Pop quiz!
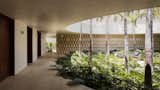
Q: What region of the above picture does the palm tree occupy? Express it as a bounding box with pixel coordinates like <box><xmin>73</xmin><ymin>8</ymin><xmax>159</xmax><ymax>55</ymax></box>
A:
<box><xmin>115</xmin><ymin>12</ymin><xmax>129</xmax><ymax>72</ymax></box>
<box><xmin>152</xmin><ymin>7</ymin><xmax>160</xmax><ymax>52</ymax></box>
<box><xmin>153</xmin><ymin>7</ymin><xmax>160</xmax><ymax>20</ymax></box>
<box><xmin>127</xmin><ymin>10</ymin><xmax>144</xmax><ymax>50</ymax></box>
<box><xmin>144</xmin><ymin>8</ymin><xmax>153</xmax><ymax>89</ymax></box>
<box><xmin>144</xmin><ymin>7</ymin><xmax>160</xmax><ymax>88</ymax></box>
<box><xmin>95</xmin><ymin>17</ymin><xmax>110</xmax><ymax>55</ymax></box>
<box><xmin>79</xmin><ymin>22</ymin><xmax>83</xmax><ymax>55</ymax></box>
<box><xmin>105</xmin><ymin>16</ymin><xmax>110</xmax><ymax>56</ymax></box>
<box><xmin>123</xmin><ymin>12</ymin><xmax>129</xmax><ymax>73</ymax></box>
<box><xmin>89</xmin><ymin>19</ymin><xmax>93</xmax><ymax>68</ymax></box>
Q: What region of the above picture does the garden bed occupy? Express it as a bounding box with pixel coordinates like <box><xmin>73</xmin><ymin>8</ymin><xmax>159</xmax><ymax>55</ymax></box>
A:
<box><xmin>56</xmin><ymin>50</ymin><xmax>160</xmax><ymax>90</ymax></box>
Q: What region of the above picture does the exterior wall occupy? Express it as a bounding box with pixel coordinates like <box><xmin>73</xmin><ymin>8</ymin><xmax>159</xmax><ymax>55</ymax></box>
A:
<box><xmin>14</xmin><ymin>20</ymin><xmax>38</xmax><ymax>74</ymax></box>
<box><xmin>32</xmin><ymin>28</ymin><xmax>38</xmax><ymax>62</ymax></box>
<box><xmin>14</xmin><ymin>20</ymin><xmax>27</xmax><ymax>74</ymax></box>
<box><xmin>41</xmin><ymin>32</ymin><xmax>47</xmax><ymax>56</ymax></box>
<box><xmin>57</xmin><ymin>33</ymin><xmax>160</xmax><ymax>56</ymax></box>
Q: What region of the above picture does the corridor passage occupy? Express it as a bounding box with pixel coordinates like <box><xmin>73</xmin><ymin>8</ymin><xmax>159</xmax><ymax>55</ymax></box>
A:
<box><xmin>0</xmin><ymin>54</ymin><xmax>92</xmax><ymax>90</ymax></box>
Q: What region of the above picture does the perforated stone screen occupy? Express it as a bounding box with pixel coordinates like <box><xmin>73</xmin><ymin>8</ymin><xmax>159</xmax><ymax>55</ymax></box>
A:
<box><xmin>57</xmin><ymin>33</ymin><xmax>160</xmax><ymax>56</ymax></box>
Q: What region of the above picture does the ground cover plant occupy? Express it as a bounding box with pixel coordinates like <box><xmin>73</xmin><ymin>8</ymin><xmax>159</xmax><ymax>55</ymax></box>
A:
<box><xmin>56</xmin><ymin>50</ymin><xmax>160</xmax><ymax>90</ymax></box>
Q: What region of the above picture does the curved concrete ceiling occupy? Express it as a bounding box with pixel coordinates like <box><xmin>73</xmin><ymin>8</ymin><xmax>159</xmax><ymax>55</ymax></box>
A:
<box><xmin>0</xmin><ymin>0</ymin><xmax>160</xmax><ymax>32</ymax></box>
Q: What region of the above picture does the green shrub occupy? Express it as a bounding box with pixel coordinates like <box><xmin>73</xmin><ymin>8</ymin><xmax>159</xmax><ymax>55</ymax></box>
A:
<box><xmin>56</xmin><ymin>50</ymin><xmax>160</xmax><ymax>90</ymax></box>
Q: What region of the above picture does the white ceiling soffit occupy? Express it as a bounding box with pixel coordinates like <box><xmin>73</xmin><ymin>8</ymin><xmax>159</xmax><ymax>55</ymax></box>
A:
<box><xmin>0</xmin><ymin>0</ymin><xmax>160</xmax><ymax>32</ymax></box>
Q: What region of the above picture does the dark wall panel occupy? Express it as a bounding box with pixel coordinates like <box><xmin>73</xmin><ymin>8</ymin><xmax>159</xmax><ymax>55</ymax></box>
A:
<box><xmin>37</xmin><ymin>32</ymin><xmax>41</xmax><ymax>57</ymax></box>
<box><xmin>27</xmin><ymin>27</ymin><xmax>33</xmax><ymax>64</ymax></box>
<box><xmin>0</xmin><ymin>13</ymin><xmax>14</xmax><ymax>81</ymax></box>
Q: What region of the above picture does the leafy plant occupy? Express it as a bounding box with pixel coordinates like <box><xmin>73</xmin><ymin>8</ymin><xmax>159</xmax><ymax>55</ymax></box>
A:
<box><xmin>56</xmin><ymin>50</ymin><xmax>160</xmax><ymax>90</ymax></box>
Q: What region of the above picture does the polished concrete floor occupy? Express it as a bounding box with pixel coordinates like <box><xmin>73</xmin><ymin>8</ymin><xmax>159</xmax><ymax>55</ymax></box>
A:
<box><xmin>0</xmin><ymin>53</ymin><xmax>92</xmax><ymax>90</ymax></box>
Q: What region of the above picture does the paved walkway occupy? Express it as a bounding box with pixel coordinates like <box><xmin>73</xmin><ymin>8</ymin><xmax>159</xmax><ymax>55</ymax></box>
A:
<box><xmin>0</xmin><ymin>53</ymin><xmax>92</xmax><ymax>90</ymax></box>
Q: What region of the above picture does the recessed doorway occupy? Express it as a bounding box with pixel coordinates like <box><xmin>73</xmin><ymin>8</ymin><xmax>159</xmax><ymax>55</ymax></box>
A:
<box><xmin>37</xmin><ymin>32</ymin><xmax>41</xmax><ymax>57</ymax></box>
<box><xmin>27</xmin><ymin>27</ymin><xmax>33</xmax><ymax>64</ymax></box>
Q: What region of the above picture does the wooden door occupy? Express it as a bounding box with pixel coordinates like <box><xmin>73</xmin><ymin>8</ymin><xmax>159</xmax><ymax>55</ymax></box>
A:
<box><xmin>0</xmin><ymin>14</ymin><xmax>14</xmax><ymax>81</ymax></box>
<box><xmin>27</xmin><ymin>27</ymin><xmax>33</xmax><ymax>64</ymax></box>
<box><xmin>37</xmin><ymin>32</ymin><xmax>41</xmax><ymax>57</ymax></box>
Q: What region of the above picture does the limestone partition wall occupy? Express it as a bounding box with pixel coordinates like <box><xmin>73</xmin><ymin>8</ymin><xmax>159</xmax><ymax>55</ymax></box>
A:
<box><xmin>41</xmin><ymin>32</ymin><xmax>47</xmax><ymax>56</ymax></box>
<box><xmin>57</xmin><ymin>33</ymin><xmax>160</xmax><ymax>56</ymax></box>
<box><xmin>15</xmin><ymin>20</ymin><xmax>27</xmax><ymax>74</ymax></box>
<box><xmin>32</xmin><ymin>28</ymin><xmax>38</xmax><ymax>62</ymax></box>
<box><xmin>14</xmin><ymin>20</ymin><xmax>38</xmax><ymax>74</ymax></box>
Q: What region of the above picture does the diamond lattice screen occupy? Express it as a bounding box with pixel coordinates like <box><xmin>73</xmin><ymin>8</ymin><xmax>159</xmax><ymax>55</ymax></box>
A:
<box><xmin>57</xmin><ymin>33</ymin><xmax>160</xmax><ymax>56</ymax></box>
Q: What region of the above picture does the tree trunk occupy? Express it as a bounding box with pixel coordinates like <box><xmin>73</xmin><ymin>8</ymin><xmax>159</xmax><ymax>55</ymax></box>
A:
<box><xmin>89</xmin><ymin>19</ymin><xmax>93</xmax><ymax>68</ymax></box>
<box><xmin>79</xmin><ymin>23</ymin><xmax>82</xmax><ymax>55</ymax></box>
<box><xmin>124</xmin><ymin>13</ymin><xmax>129</xmax><ymax>73</ymax></box>
<box><xmin>132</xmin><ymin>24</ymin><xmax>136</xmax><ymax>50</ymax></box>
<box><xmin>144</xmin><ymin>8</ymin><xmax>153</xmax><ymax>89</ymax></box>
<box><xmin>105</xmin><ymin>32</ymin><xmax>110</xmax><ymax>55</ymax></box>
<box><xmin>106</xmin><ymin>17</ymin><xmax>110</xmax><ymax>56</ymax></box>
